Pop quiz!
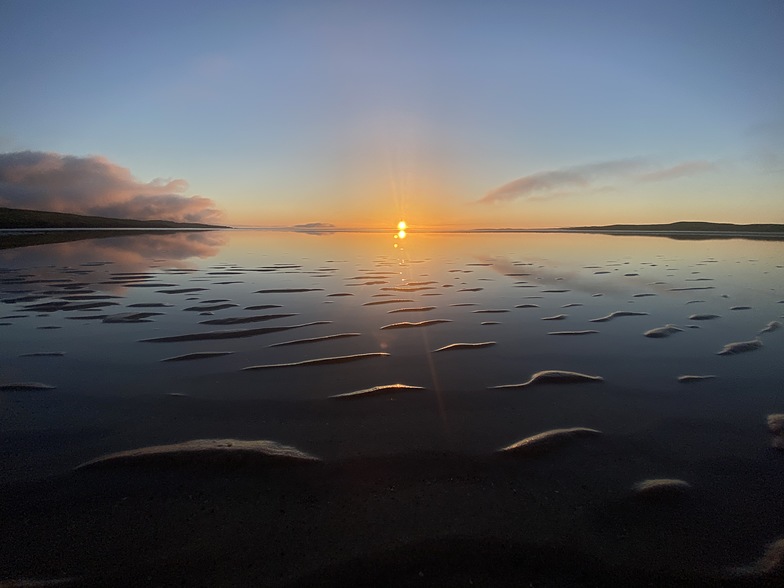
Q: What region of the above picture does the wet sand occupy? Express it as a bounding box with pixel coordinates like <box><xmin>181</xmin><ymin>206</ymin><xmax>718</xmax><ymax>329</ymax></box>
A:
<box><xmin>1</xmin><ymin>230</ymin><xmax>783</xmax><ymax>586</ymax></box>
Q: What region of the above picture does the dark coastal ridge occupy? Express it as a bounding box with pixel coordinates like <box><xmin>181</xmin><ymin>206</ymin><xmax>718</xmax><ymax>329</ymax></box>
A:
<box><xmin>560</xmin><ymin>221</ymin><xmax>784</xmax><ymax>239</ymax></box>
<box><xmin>0</xmin><ymin>206</ymin><xmax>229</xmax><ymax>230</ymax></box>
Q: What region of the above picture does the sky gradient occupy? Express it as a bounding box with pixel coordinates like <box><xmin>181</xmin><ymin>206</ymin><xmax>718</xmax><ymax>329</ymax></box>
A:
<box><xmin>1</xmin><ymin>0</ymin><xmax>782</xmax><ymax>228</ymax></box>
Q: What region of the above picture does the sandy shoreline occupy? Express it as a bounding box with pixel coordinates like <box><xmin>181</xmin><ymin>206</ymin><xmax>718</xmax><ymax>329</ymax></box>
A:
<box><xmin>2</xmin><ymin>230</ymin><xmax>783</xmax><ymax>585</ymax></box>
<box><xmin>3</xmin><ymin>442</ymin><xmax>783</xmax><ymax>586</ymax></box>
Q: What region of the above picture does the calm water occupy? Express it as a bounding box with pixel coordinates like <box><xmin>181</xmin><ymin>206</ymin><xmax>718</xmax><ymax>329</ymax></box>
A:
<box><xmin>1</xmin><ymin>229</ymin><xmax>783</xmax><ymax>582</ymax></box>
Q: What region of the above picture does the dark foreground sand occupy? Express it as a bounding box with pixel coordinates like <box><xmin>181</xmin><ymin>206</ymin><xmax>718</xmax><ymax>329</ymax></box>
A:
<box><xmin>3</xmin><ymin>437</ymin><xmax>784</xmax><ymax>587</ymax></box>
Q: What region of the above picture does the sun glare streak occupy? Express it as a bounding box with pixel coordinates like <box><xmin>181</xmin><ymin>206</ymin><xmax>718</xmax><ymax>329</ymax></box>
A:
<box><xmin>397</xmin><ymin>220</ymin><xmax>407</xmax><ymax>231</ymax></box>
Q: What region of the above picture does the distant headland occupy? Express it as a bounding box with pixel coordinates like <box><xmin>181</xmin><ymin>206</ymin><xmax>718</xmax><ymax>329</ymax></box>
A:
<box><xmin>0</xmin><ymin>206</ymin><xmax>229</xmax><ymax>230</ymax></box>
<box><xmin>558</xmin><ymin>221</ymin><xmax>784</xmax><ymax>240</ymax></box>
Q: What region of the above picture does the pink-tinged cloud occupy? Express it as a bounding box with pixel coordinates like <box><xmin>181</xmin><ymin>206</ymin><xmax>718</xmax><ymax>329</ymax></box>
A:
<box><xmin>636</xmin><ymin>160</ymin><xmax>715</xmax><ymax>182</ymax></box>
<box><xmin>479</xmin><ymin>159</ymin><xmax>646</xmax><ymax>204</ymax></box>
<box><xmin>0</xmin><ymin>151</ymin><xmax>224</xmax><ymax>224</ymax></box>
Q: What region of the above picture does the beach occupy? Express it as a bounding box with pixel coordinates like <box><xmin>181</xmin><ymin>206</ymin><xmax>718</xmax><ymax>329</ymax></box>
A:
<box><xmin>1</xmin><ymin>229</ymin><xmax>783</xmax><ymax>586</ymax></box>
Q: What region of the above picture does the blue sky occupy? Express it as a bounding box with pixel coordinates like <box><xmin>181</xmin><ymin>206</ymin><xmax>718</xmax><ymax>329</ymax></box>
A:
<box><xmin>1</xmin><ymin>0</ymin><xmax>782</xmax><ymax>227</ymax></box>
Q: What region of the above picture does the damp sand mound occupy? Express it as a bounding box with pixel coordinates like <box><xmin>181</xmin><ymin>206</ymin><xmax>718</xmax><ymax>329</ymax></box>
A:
<box><xmin>330</xmin><ymin>384</ymin><xmax>426</xmax><ymax>399</ymax></box>
<box><xmin>387</xmin><ymin>306</ymin><xmax>437</xmax><ymax>314</ymax></box>
<box><xmin>198</xmin><ymin>313</ymin><xmax>297</xmax><ymax>325</ymax></box>
<box><xmin>498</xmin><ymin>427</ymin><xmax>602</xmax><ymax>456</ymax></box>
<box><xmin>432</xmin><ymin>342</ymin><xmax>496</xmax><ymax>352</ymax></box>
<box><xmin>254</xmin><ymin>288</ymin><xmax>324</xmax><ymax>294</ymax></box>
<box><xmin>730</xmin><ymin>537</ymin><xmax>784</xmax><ymax>579</ymax></box>
<box><xmin>716</xmin><ymin>338</ymin><xmax>763</xmax><ymax>356</ymax></box>
<box><xmin>768</xmin><ymin>414</ymin><xmax>784</xmax><ymax>435</ymax></box>
<box><xmin>759</xmin><ymin>321</ymin><xmax>782</xmax><ymax>335</ymax></box>
<box><xmin>242</xmin><ymin>352</ymin><xmax>389</xmax><ymax>370</ymax></box>
<box><xmin>643</xmin><ymin>324</ymin><xmax>684</xmax><ymax>338</ymax></box>
<box><xmin>632</xmin><ymin>478</ymin><xmax>691</xmax><ymax>499</ymax></box>
<box><xmin>0</xmin><ymin>382</ymin><xmax>55</xmax><ymax>391</ymax></box>
<box><xmin>678</xmin><ymin>375</ymin><xmax>716</xmax><ymax>383</ymax></box>
<box><xmin>590</xmin><ymin>311</ymin><xmax>649</xmax><ymax>322</ymax></box>
<box><xmin>267</xmin><ymin>333</ymin><xmax>361</xmax><ymax>347</ymax></box>
<box><xmin>75</xmin><ymin>439</ymin><xmax>320</xmax><ymax>470</ymax></box>
<box><xmin>18</xmin><ymin>352</ymin><xmax>65</xmax><ymax>357</ymax></box>
<box><xmin>547</xmin><ymin>330</ymin><xmax>598</xmax><ymax>336</ymax></box>
<box><xmin>768</xmin><ymin>414</ymin><xmax>784</xmax><ymax>449</ymax></box>
<box><xmin>490</xmin><ymin>370</ymin><xmax>603</xmax><ymax>389</ymax></box>
<box><xmin>688</xmin><ymin>314</ymin><xmax>720</xmax><ymax>320</ymax></box>
<box><xmin>140</xmin><ymin>321</ymin><xmax>330</xmax><ymax>342</ymax></box>
<box><xmin>102</xmin><ymin>312</ymin><xmax>163</xmax><ymax>324</ymax></box>
<box><xmin>363</xmin><ymin>299</ymin><xmax>415</xmax><ymax>306</ymax></box>
<box><xmin>161</xmin><ymin>351</ymin><xmax>234</xmax><ymax>362</ymax></box>
<box><xmin>380</xmin><ymin>320</ymin><xmax>452</xmax><ymax>330</ymax></box>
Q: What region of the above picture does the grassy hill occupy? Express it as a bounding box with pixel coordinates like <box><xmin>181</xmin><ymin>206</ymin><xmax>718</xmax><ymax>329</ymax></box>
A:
<box><xmin>0</xmin><ymin>206</ymin><xmax>228</xmax><ymax>229</ymax></box>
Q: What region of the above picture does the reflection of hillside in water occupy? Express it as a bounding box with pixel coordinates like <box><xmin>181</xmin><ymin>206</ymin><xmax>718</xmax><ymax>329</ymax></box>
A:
<box><xmin>0</xmin><ymin>231</ymin><xmax>226</xmax><ymax>269</ymax></box>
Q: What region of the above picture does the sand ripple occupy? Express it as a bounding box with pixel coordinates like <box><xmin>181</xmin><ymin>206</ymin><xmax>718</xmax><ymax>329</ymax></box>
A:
<box><xmin>717</xmin><ymin>338</ymin><xmax>763</xmax><ymax>355</ymax></box>
<box><xmin>267</xmin><ymin>333</ymin><xmax>361</xmax><ymax>347</ymax></box>
<box><xmin>590</xmin><ymin>311</ymin><xmax>649</xmax><ymax>322</ymax></box>
<box><xmin>547</xmin><ymin>330</ymin><xmax>599</xmax><ymax>336</ymax></box>
<box><xmin>255</xmin><ymin>288</ymin><xmax>324</xmax><ymax>294</ymax></box>
<box><xmin>759</xmin><ymin>321</ymin><xmax>782</xmax><ymax>335</ymax></box>
<box><xmin>387</xmin><ymin>306</ymin><xmax>437</xmax><ymax>313</ymax></box>
<box><xmin>330</xmin><ymin>384</ymin><xmax>426</xmax><ymax>399</ymax></box>
<box><xmin>380</xmin><ymin>320</ymin><xmax>452</xmax><ymax>330</ymax></box>
<box><xmin>75</xmin><ymin>438</ymin><xmax>320</xmax><ymax>470</ymax></box>
<box><xmin>498</xmin><ymin>427</ymin><xmax>602</xmax><ymax>456</ymax></box>
<box><xmin>363</xmin><ymin>299</ymin><xmax>415</xmax><ymax>306</ymax></box>
<box><xmin>432</xmin><ymin>342</ymin><xmax>496</xmax><ymax>352</ymax></box>
<box><xmin>242</xmin><ymin>352</ymin><xmax>389</xmax><ymax>370</ymax></box>
<box><xmin>678</xmin><ymin>375</ymin><xmax>716</xmax><ymax>383</ymax></box>
<box><xmin>731</xmin><ymin>537</ymin><xmax>784</xmax><ymax>578</ymax></box>
<box><xmin>183</xmin><ymin>303</ymin><xmax>239</xmax><ymax>312</ymax></box>
<box><xmin>199</xmin><ymin>313</ymin><xmax>297</xmax><ymax>325</ymax></box>
<box><xmin>102</xmin><ymin>312</ymin><xmax>163</xmax><ymax>323</ymax></box>
<box><xmin>643</xmin><ymin>324</ymin><xmax>683</xmax><ymax>338</ymax></box>
<box><xmin>632</xmin><ymin>478</ymin><xmax>691</xmax><ymax>498</ymax></box>
<box><xmin>688</xmin><ymin>313</ymin><xmax>720</xmax><ymax>320</ymax></box>
<box><xmin>141</xmin><ymin>321</ymin><xmax>330</xmax><ymax>342</ymax></box>
<box><xmin>0</xmin><ymin>382</ymin><xmax>56</xmax><ymax>391</ymax></box>
<box><xmin>490</xmin><ymin>370</ymin><xmax>603</xmax><ymax>389</ymax></box>
<box><xmin>161</xmin><ymin>351</ymin><xmax>234</xmax><ymax>362</ymax></box>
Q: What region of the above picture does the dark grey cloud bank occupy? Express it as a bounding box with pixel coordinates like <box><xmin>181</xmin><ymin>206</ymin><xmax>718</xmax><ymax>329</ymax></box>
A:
<box><xmin>0</xmin><ymin>151</ymin><xmax>223</xmax><ymax>224</ymax></box>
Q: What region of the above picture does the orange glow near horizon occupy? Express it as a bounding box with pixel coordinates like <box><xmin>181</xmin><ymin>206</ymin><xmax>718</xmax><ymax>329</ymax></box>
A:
<box><xmin>397</xmin><ymin>220</ymin><xmax>407</xmax><ymax>231</ymax></box>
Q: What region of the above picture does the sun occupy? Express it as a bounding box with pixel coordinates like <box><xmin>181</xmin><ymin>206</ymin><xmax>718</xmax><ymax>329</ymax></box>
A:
<box><xmin>397</xmin><ymin>220</ymin><xmax>407</xmax><ymax>231</ymax></box>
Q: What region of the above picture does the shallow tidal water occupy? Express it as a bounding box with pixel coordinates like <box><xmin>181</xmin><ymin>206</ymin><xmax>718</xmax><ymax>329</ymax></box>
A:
<box><xmin>1</xmin><ymin>229</ymin><xmax>783</xmax><ymax>585</ymax></box>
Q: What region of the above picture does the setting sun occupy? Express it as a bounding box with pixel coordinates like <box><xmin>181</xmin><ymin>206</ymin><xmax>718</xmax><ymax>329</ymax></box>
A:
<box><xmin>397</xmin><ymin>220</ymin><xmax>407</xmax><ymax>231</ymax></box>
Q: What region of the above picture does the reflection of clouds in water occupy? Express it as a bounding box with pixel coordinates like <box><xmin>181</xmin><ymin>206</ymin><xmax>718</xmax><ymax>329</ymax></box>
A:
<box><xmin>477</xmin><ymin>254</ymin><xmax>672</xmax><ymax>296</ymax></box>
<box><xmin>0</xmin><ymin>231</ymin><xmax>226</xmax><ymax>270</ymax></box>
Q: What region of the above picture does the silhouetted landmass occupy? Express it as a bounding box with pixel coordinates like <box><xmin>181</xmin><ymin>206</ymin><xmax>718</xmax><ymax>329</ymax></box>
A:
<box><xmin>562</xmin><ymin>221</ymin><xmax>784</xmax><ymax>240</ymax></box>
<box><xmin>0</xmin><ymin>206</ymin><xmax>228</xmax><ymax>230</ymax></box>
<box><xmin>293</xmin><ymin>222</ymin><xmax>335</xmax><ymax>229</ymax></box>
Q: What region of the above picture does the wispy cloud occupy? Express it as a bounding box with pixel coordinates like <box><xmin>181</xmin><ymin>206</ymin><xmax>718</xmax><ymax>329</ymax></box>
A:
<box><xmin>480</xmin><ymin>158</ymin><xmax>719</xmax><ymax>204</ymax></box>
<box><xmin>479</xmin><ymin>159</ymin><xmax>646</xmax><ymax>204</ymax></box>
<box><xmin>0</xmin><ymin>151</ymin><xmax>223</xmax><ymax>223</ymax></box>
<box><xmin>636</xmin><ymin>160</ymin><xmax>715</xmax><ymax>182</ymax></box>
